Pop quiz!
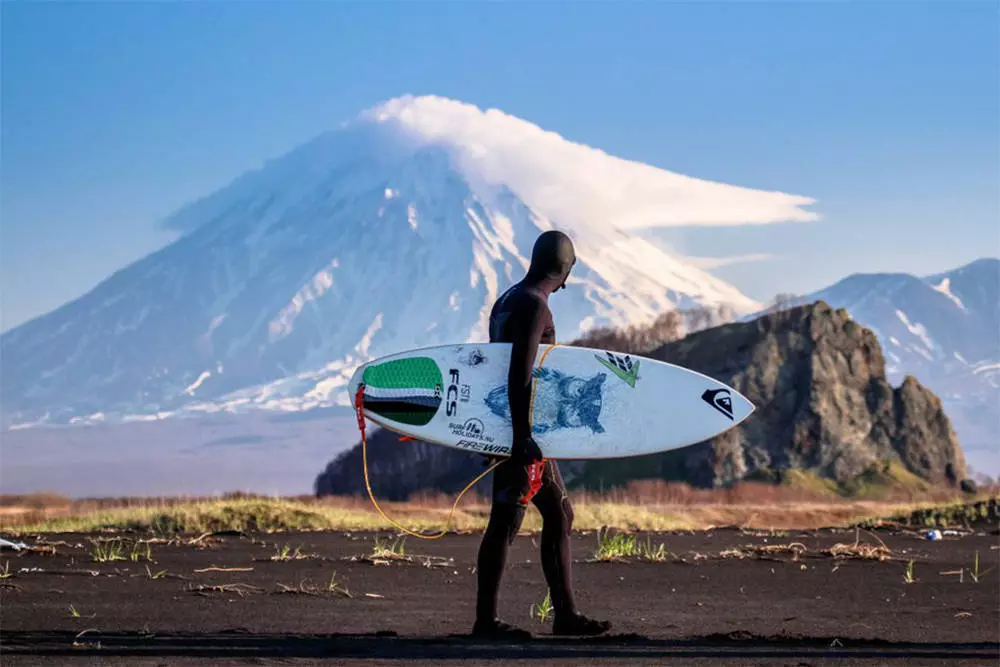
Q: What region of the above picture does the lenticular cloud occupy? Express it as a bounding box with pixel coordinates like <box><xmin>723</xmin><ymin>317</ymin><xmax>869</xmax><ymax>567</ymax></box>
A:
<box><xmin>365</xmin><ymin>95</ymin><xmax>818</xmax><ymax>231</ymax></box>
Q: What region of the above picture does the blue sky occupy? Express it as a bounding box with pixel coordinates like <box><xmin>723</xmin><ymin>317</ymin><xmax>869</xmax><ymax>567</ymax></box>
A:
<box><xmin>2</xmin><ymin>1</ymin><xmax>997</xmax><ymax>330</ymax></box>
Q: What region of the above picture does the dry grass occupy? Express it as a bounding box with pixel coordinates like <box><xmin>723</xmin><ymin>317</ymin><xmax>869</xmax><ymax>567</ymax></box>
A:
<box><xmin>3</xmin><ymin>486</ymin><xmax>994</xmax><ymax>536</ymax></box>
<box><xmin>186</xmin><ymin>583</ymin><xmax>263</xmax><ymax>597</ymax></box>
<box><xmin>719</xmin><ymin>543</ymin><xmax>809</xmax><ymax>560</ymax></box>
<box><xmin>824</xmin><ymin>542</ymin><xmax>892</xmax><ymax>561</ymax></box>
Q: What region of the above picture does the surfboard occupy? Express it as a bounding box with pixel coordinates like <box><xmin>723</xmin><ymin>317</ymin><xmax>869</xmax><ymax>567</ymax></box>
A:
<box><xmin>347</xmin><ymin>343</ymin><xmax>754</xmax><ymax>460</ymax></box>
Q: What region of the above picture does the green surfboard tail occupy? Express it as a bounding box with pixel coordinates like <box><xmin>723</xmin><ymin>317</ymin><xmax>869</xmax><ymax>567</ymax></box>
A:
<box><xmin>361</xmin><ymin>357</ymin><xmax>443</xmax><ymax>426</ymax></box>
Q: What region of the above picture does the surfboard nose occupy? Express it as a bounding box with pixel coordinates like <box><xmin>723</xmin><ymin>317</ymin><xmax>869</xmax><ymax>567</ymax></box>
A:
<box><xmin>730</xmin><ymin>390</ymin><xmax>755</xmax><ymax>425</ymax></box>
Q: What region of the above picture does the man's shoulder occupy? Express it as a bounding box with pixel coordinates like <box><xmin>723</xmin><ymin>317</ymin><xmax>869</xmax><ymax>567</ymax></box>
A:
<box><xmin>497</xmin><ymin>286</ymin><xmax>548</xmax><ymax>313</ymax></box>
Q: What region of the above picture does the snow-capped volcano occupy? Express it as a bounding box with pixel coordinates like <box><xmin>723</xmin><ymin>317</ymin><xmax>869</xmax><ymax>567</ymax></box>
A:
<box><xmin>1</xmin><ymin>96</ymin><xmax>816</xmax><ymax>427</ymax></box>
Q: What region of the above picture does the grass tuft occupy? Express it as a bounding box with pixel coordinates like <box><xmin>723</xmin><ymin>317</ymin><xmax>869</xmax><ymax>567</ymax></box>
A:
<box><xmin>89</xmin><ymin>538</ymin><xmax>152</xmax><ymax>563</ymax></box>
<box><xmin>371</xmin><ymin>535</ymin><xmax>407</xmax><ymax>559</ymax></box>
<box><xmin>530</xmin><ymin>590</ymin><xmax>553</xmax><ymax>623</ymax></box>
<box><xmin>327</xmin><ymin>571</ymin><xmax>352</xmax><ymax>598</ymax></box>
<box><xmin>89</xmin><ymin>539</ymin><xmax>126</xmax><ymax>563</ymax></box>
<box><xmin>969</xmin><ymin>551</ymin><xmax>993</xmax><ymax>583</ymax></box>
<box><xmin>144</xmin><ymin>565</ymin><xmax>168</xmax><ymax>580</ymax></box>
<box><xmin>270</xmin><ymin>543</ymin><xmax>315</xmax><ymax>562</ymax></box>
<box><xmin>129</xmin><ymin>541</ymin><xmax>153</xmax><ymax>562</ymax></box>
<box><xmin>594</xmin><ymin>528</ymin><xmax>639</xmax><ymax>561</ymax></box>
<box><xmin>638</xmin><ymin>536</ymin><xmax>673</xmax><ymax>562</ymax></box>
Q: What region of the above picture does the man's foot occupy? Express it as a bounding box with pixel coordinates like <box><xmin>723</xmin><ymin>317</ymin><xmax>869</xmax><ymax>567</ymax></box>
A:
<box><xmin>552</xmin><ymin>613</ymin><xmax>612</xmax><ymax>636</ymax></box>
<box><xmin>471</xmin><ymin>618</ymin><xmax>532</xmax><ymax>640</ymax></box>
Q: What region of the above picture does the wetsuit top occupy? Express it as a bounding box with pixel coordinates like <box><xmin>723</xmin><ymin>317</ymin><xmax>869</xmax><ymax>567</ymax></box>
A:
<box><xmin>488</xmin><ymin>284</ymin><xmax>554</xmax><ymax>442</ymax></box>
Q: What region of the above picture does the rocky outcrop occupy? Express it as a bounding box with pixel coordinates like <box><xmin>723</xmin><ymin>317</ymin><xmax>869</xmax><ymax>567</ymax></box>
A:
<box><xmin>316</xmin><ymin>301</ymin><xmax>968</xmax><ymax>497</ymax></box>
<box><xmin>580</xmin><ymin>301</ymin><xmax>966</xmax><ymax>488</ymax></box>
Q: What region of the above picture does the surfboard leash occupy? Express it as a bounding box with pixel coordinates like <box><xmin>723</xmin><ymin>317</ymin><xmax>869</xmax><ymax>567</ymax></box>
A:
<box><xmin>353</xmin><ymin>343</ymin><xmax>561</xmax><ymax>539</ymax></box>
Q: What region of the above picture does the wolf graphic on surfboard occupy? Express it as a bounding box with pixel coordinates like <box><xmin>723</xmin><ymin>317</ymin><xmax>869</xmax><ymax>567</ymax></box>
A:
<box><xmin>484</xmin><ymin>367</ymin><xmax>607</xmax><ymax>435</ymax></box>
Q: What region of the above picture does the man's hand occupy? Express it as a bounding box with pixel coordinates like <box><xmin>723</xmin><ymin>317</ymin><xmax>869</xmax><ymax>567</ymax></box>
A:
<box><xmin>510</xmin><ymin>435</ymin><xmax>543</xmax><ymax>465</ymax></box>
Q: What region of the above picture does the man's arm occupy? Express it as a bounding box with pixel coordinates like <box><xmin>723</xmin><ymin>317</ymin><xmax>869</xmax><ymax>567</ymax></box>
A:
<box><xmin>506</xmin><ymin>294</ymin><xmax>548</xmax><ymax>459</ymax></box>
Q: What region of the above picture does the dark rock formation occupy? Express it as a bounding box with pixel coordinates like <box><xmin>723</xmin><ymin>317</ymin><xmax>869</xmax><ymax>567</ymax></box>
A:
<box><xmin>580</xmin><ymin>301</ymin><xmax>966</xmax><ymax>488</ymax></box>
<box><xmin>314</xmin><ymin>426</ymin><xmax>492</xmax><ymax>499</ymax></box>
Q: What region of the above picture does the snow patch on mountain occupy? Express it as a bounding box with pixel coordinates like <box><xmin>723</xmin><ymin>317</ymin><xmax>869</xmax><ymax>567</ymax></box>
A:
<box><xmin>894</xmin><ymin>310</ymin><xmax>935</xmax><ymax>351</ymax></box>
<box><xmin>931</xmin><ymin>277</ymin><xmax>966</xmax><ymax>311</ymax></box>
<box><xmin>269</xmin><ymin>258</ymin><xmax>340</xmax><ymax>343</ymax></box>
<box><xmin>184</xmin><ymin>371</ymin><xmax>212</xmax><ymax>396</ymax></box>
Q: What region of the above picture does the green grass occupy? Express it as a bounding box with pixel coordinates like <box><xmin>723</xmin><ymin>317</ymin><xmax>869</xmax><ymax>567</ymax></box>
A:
<box><xmin>969</xmin><ymin>551</ymin><xmax>993</xmax><ymax>583</ymax></box>
<box><xmin>594</xmin><ymin>528</ymin><xmax>640</xmax><ymax>561</ymax></box>
<box><xmin>129</xmin><ymin>541</ymin><xmax>153</xmax><ymax>562</ymax></box>
<box><xmin>14</xmin><ymin>499</ymin><xmax>417</xmax><ymax>534</ymax></box>
<box><xmin>11</xmin><ymin>493</ymin><xmax>993</xmax><ymax>536</ymax></box>
<box><xmin>0</xmin><ymin>562</ymin><xmax>10</xmax><ymax>579</ymax></box>
<box><xmin>89</xmin><ymin>538</ymin><xmax>152</xmax><ymax>563</ymax></box>
<box><xmin>779</xmin><ymin>469</ymin><xmax>841</xmax><ymax>496</ymax></box>
<box><xmin>371</xmin><ymin>535</ymin><xmax>407</xmax><ymax>559</ymax></box>
<box><xmin>865</xmin><ymin>497</ymin><xmax>999</xmax><ymax>529</ymax></box>
<box><xmin>89</xmin><ymin>538</ymin><xmax>126</xmax><ymax>563</ymax></box>
<box><xmin>841</xmin><ymin>462</ymin><xmax>930</xmax><ymax>499</ymax></box>
<box><xmin>903</xmin><ymin>559</ymin><xmax>916</xmax><ymax>584</ymax></box>
<box><xmin>638</xmin><ymin>536</ymin><xmax>673</xmax><ymax>562</ymax></box>
<box><xmin>780</xmin><ymin>463</ymin><xmax>931</xmax><ymax>499</ymax></box>
<box><xmin>530</xmin><ymin>590</ymin><xmax>553</xmax><ymax>623</ymax></box>
<box><xmin>594</xmin><ymin>530</ymin><xmax>673</xmax><ymax>561</ymax></box>
<box><xmin>271</xmin><ymin>543</ymin><xmax>311</xmax><ymax>561</ymax></box>
<box><xmin>9</xmin><ymin>497</ymin><xmax>695</xmax><ymax>535</ymax></box>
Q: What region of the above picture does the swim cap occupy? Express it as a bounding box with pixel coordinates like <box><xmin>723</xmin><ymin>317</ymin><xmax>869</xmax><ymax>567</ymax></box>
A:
<box><xmin>529</xmin><ymin>231</ymin><xmax>575</xmax><ymax>289</ymax></box>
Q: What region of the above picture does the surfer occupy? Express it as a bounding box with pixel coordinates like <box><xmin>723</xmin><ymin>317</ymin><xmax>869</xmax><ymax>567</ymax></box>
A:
<box><xmin>472</xmin><ymin>230</ymin><xmax>613</xmax><ymax>639</ymax></box>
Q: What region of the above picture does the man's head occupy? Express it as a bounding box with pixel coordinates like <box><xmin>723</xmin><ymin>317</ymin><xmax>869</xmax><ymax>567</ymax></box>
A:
<box><xmin>528</xmin><ymin>230</ymin><xmax>576</xmax><ymax>292</ymax></box>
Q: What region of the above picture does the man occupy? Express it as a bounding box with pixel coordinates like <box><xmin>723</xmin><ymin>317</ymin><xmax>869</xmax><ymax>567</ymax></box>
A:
<box><xmin>472</xmin><ymin>230</ymin><xmax>612</xmax><ymax>639</ymax></box>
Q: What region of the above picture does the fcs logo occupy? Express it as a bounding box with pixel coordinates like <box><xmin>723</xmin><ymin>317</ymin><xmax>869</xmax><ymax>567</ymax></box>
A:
<box><xmin>446</xmin><ymin>369</ymin><xmax>460</xmax><ymax>417</ymax></box>
<box><xmin>701</xmin><ymin>388</ymin><xmax>734</xmax><ymax>420</ymax></box>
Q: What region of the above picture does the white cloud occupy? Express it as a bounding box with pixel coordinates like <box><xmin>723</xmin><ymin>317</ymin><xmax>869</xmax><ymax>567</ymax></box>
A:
<box><xmin>365</xmin><ymin>95</ymin><xmax>818</xmax><ymax>231</ymax></box>
<box><xmin>683</xmin><ymin>253</ymin><xmax>779</xmax><ymax>270</ymax></box>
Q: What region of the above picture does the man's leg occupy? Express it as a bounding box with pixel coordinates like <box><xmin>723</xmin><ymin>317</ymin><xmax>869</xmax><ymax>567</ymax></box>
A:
<box><xmin>473</xmin><ymin>460</ymin><xmax>530</xmax><ymax>638</ymax></box>
<box><xmin>532</xmin><ymin>462</ymin><xmax>612</xmax><ymax>636</ymax></box>
<box><xmin>475</xmin><ymin>502</ymin><xmax>525</xmax><ymax>621</ymax></box>
<box><xmin>531</xmin><ymin>463</ymin><xmax>577</xmax><ymax>617</ymax></box>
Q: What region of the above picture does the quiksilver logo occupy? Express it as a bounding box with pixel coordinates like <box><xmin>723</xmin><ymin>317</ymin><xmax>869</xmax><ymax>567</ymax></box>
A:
<box><xmin>702</xmin><ymin>389</ymin><xmax>734</xmax><ymax>420</ymax></box>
